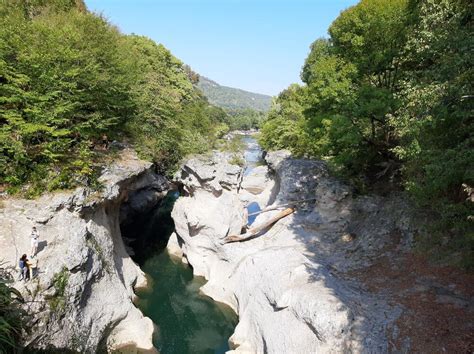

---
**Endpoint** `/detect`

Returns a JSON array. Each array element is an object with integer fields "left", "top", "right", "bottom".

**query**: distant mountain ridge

[{"left": 197, "top": 76, "right": 272, "bottom": 112}]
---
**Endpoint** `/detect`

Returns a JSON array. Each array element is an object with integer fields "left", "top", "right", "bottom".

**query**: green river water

[
  {"left": 135, "top": 250, "right": 237, "bottom": 354},
  {"left": 124, "top": 135, "right": 263, "bottom": 353},
  {"left": 123, "top": 191, "right": 237, "bottom": 354}
]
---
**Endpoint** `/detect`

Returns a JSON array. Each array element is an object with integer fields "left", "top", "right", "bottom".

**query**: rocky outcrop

[
  {"left": 239, "top": 165, "right": 275, "bottom": 207},
  {"left": 171, "top": 152, "right": 246, "bottom": 275},
  {"left": 171, "top": 147, "right": 414, "bottom": 353},
  {"left": 0, "top": 149, "right": 165, "bottom": 352}
]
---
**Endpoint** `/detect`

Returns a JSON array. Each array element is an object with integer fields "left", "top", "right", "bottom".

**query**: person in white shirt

[{"left": 30, "top": 226, "right": 39, "bottom": 258}]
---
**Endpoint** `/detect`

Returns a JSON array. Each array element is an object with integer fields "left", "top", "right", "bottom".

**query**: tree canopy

[
  {"left": 0, "top": 0, "right": 229, "bottom": 195},
  {"left": 259, "top": 0, "right": 473, "bottom": 267}
]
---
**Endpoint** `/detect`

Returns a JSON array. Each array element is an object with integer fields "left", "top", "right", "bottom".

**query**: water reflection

[{"left": 247, "top": 202, "right": 261, "bottom": 225}]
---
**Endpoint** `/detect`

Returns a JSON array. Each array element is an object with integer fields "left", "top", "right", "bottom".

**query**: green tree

[
  {"left": 259, "top": 0, "right": 473, "bottom": 266},
  {"left": 0, "top": 2, "right": 134, "bottom": 194},
  {"left": 392, "top": 0, "right": 473, "bottom": 266},
  {"left": 259, "top": 84, "right": 313, "bottom": 156}
]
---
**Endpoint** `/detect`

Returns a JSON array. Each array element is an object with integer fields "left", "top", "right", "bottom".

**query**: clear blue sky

[{"left": 85, "top": 0, "right": 358, "bottom": 96}]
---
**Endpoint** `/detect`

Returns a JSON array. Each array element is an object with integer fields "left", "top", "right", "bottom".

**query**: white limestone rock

[
  {"left": 239, "top": 165, "right": 276, "bottom": 208},
  {"left": 171, "top": 149, "right": 413, "bottom": 353},
  {"left": 166, "top": 232, "right": 184, "bottom": 259},
  {"left": 0, "top": 149, "right": 158, "bottom": 352}
]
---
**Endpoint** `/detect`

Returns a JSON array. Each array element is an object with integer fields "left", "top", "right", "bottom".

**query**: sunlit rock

[
  {"left": 171, "top": 142, "right": 414, "bottom": 353},
  {"left": 0, "top": 149, "right": 157, "bottom": 352}
]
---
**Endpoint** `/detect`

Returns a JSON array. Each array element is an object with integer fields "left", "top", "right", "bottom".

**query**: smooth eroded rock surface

[
  {"left": 171, "top": 149, "right": 414, "bottom": 353},
  {"left": 0, "top": 149, "right": 159, "bottom": 352}
]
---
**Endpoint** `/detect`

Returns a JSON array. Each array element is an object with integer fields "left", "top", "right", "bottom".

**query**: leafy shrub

[{"left": 0, "top": 263, "right": 25, "bottom": 353}]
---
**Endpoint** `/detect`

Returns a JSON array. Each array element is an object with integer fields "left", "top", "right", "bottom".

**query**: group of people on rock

[{"left": 18, "top": 226, "right": 40, "bottom": 281}]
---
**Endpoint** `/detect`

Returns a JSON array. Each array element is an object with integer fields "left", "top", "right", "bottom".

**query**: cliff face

[
  {"left": 0, "top": 149, "right": 167, "bottom": 352},
  {"left": 170, "top": 150, "right": 415, "bottom": 353}
]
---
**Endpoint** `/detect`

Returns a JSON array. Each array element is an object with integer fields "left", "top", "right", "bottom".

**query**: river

[{"left": 124, "top": 134, "right": 262, "bottom": 354}]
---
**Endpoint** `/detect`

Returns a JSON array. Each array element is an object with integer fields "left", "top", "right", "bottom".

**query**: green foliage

[
  {"left": 0, "top": 1, "right": 133, "bottom": 195},
  {"left": 392, "top": 0, "right": 474, "bottom": 267},
  {"left": 0, "top": 1, "right": 228, "bottom": 194},
  {"left": 259, "top": 84, "right": 315, "bottom": 157},
  {"left": 260, "top": 0, "right": 473, "bottom": 267},
  {"left": 329, "top": 0, "right": 410, "bottom": 77},
  {"left": 197, "top": 76, "right": 272, "bottom": 112},
  {"left": 226, "top": 109, "right": 266, "bottom": 130},
  {"left": 0, "top": 264, "right": 25, "bottom": 353},
  {"left": 48, "top": 267, "right": 69, "bottom": 313}
]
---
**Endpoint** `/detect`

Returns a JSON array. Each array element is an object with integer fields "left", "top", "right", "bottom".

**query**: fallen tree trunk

[
  {"left": 247, "top": 205, "right": 286, "bottom": 217},
  {"left": 224, "top": 207, "right": 294, "bottom": 243},
  {"left": 247, "top": 198, "right": 317, "bottom": 217}
]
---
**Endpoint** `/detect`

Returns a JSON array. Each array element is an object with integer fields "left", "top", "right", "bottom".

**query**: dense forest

[
  {"left": 0, "top": 0, "right": 230, "bottom": 197},
  {"left": 260, "top": 0, "right": 473, "bottom": 267}
]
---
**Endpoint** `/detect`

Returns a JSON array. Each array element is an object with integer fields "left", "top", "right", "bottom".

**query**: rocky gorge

[
  {"left": 1, "top": 135, "right": 472, "bottom": 353},
  {"left": 169, "top": 136, "right": 416, "bottom": 353}
]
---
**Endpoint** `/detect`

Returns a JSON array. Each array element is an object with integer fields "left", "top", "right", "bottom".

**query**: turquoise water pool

[
  {"left": 123, "top": 191, "right": 237, "bottom": 354},
  {"left": 135, "top": 251, "right": 237, "bottom": 354}
]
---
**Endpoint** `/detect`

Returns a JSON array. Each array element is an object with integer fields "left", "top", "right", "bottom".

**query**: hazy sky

[{"left": 85, "top": 0, "right": 358, "bottom": 96}]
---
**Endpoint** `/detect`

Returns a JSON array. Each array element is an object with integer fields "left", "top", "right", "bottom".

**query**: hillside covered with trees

[
  {"left": 259, "top": 0, "right": 473, "bottom": 267},
  {"left": 197, "top": 76, "right": 271, "bottom": 130},
  {"left": 0, "top": 0, "right": 229, "bottom": 197},
  {"left": 197, "top": 76, "right": 272, "bottom": 112}
]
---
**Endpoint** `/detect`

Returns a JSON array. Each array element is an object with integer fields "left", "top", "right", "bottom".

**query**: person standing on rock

[
  {"left": 18, "top": 254, "right": 28, "bottom": 281},
  {"left": 30, "top": 226, "right": 39, "bottom": 258},
  {"left": 102, "top": 133, "right": 109, "bottom": 150}
]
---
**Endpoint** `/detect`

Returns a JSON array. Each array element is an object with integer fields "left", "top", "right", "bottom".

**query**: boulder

[
  {"left": 240, "top": 165, "right": 270, "bottom": 195},
  {"left": 166, "top": 232, "right": 184, "bottom": 259},
  {"left": 175, "top": 151, "right": 242, "bottom": 196}
]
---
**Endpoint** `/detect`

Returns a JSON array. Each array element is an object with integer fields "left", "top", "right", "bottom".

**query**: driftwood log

[
  {"left": 247, "top": 198, "right": 317, "bottom": 217},
  {"left": 224, "top": 207, "right": 294, "bottom": 244}
]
